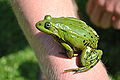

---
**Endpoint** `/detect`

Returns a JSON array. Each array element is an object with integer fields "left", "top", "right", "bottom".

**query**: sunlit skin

[{"left": 36, "top": 15, "right": 103, "bottom": 72}]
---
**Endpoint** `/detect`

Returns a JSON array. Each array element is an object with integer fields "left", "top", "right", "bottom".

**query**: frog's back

[{"left": 51, "top": 17, "right": 99, "bottom": 48}]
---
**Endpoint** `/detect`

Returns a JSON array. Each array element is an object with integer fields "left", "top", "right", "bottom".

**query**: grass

[
  {"left": 0, "top": 0, "right": 120, "bottom": 80},
  {"left": 0, "top": 47, "right": 39, "bottom": 80}
]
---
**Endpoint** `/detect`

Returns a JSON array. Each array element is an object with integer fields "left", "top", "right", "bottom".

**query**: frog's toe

[
  {"left": 65, "top": 68, "right": 78, "bottom": 72},
  {"left": 65, "top": 66, "right": 91, "bottom": 73},
  {"left": 67, "top": 51, "right": 74, "bottom": 58},
  {"left": 65, "top": 68, "right": 85, "bottom": 72},
  {"left": 73, "top": 54, "right": 78, "bottom": 57}
]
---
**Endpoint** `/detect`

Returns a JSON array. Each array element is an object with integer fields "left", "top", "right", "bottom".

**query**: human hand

[{"left": 86, "top": 0, "right": 120, "bottom": 29}]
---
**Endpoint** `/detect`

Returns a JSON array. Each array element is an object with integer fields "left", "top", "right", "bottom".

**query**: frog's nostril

[{"left": 38, "top": 23, "right": 41, "bottom": 26}]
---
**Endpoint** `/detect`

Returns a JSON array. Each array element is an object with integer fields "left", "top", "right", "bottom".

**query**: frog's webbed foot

[{"left": 65, "top": 46, "right": 103, "bottom": 72}]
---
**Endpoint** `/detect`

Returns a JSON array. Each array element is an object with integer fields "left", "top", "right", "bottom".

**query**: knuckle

[
  {"left": 105, "top": 0, "right": 114, "bottom": 13},
  {"left": 96, "top": 0, "right": 105, "bottom": 7},
  {"left": 115, "top": 2, "right": 120, "bottom": 16}
]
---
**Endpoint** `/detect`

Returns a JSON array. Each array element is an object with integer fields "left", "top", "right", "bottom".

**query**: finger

[
  {"left": 86, "top": 0, "right": 95, "bottom": 15},
  {"left": 90, "top": 0, "right": 105, "bottom": 26},
  {"left": 112, "top": 0, "right": 120, "bottom": 29},
  {"left": 99, "top": 11, "right": 112, "bottom": 28},
  {"left": 99, "top": 0, "right": 117, "bottom": 28},
  {"left": 105, "top": 0, "right": 116, "bottom": 13},
  {"left": 114, "top": 0, "right": 120, "bottom": 17},
  {"left": 112, "top": 16, "right": 120, "bottom": 29}
]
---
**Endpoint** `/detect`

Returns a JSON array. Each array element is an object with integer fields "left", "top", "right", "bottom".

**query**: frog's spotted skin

[{"left": 36, "top": 15, "right": 103, "bottom": 72}]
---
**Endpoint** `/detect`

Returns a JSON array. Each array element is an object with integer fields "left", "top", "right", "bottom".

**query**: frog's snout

[
  {"left": 35, "top": 22, "right": 41, "bottom": 30},
  {"left": 36, "top": 22, "right": 42, "bottom": 26}
]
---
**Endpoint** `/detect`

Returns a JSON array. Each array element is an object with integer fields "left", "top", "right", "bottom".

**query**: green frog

[{"left": 36, "top": 15, "right": 103, "bottom": 72}]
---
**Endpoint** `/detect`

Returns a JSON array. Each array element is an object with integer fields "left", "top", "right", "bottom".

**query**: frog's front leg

[
  {"left": 53, "top": 35, "right": 77, "bottom": 58},
  {"left": 61, "top": 42, "right": 76, "bottom": 58},
  {"left": 65, "top": 46, "right": 103, "bottom": 72}
]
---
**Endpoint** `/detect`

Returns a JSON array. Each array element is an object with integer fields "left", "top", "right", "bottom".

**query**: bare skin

[
  {"left": 9, "top": 0, "right": 110, "bottom": 80},
  {"left": 87, "top": 0, "right": 120, "bottom": 29}
]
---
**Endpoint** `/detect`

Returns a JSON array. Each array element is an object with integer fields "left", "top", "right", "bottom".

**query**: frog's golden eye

[{"left": 45, "top": 22, "right": 51, "bottom": 29}]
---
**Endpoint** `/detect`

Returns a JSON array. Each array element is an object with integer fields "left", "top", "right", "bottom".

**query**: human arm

[{"left": 9, "top": 0, "right": 110, "bottom": 80}]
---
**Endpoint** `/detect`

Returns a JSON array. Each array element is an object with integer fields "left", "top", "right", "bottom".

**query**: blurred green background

[
  {"left": 0, "top": 0, "right": 40, "bottom": 80},
  {"left": 0, "top": 0, "right": 120, "bottom": 80}
]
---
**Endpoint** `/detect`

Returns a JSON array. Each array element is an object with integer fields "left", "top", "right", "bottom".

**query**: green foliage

[
  {"left": 0, "top": 47, "right": 39, "bottom": 80},
  {"left": 0, "top": 0, "right": 28, "bottom": 57}
]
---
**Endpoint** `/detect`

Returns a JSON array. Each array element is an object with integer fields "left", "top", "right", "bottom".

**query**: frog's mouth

[{"left": 36, "top": 24, "right": 40, "bottom": 31}]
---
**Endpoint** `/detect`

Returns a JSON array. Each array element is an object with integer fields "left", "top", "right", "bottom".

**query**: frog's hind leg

[
  {"left": 65, "top": 58, "right": 100, "bottom": 73},
  {"left": 65, "top": 62, "right": 97, "bottom": 73},
  {"left": 65, "top": 46, "right": 103, "bottom": 72},
  {"left": 81, "top": 46, "right": 103, "bottom": 67}
]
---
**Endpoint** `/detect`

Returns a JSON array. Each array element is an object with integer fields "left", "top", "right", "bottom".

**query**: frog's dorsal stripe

[
  {"left": 52, "top": 17, "right": 99, "bottom": 48},
  {"left": 55, "top": 24, "right": 97, "bottom": 48},
  {"left": 60, "top": 17, "right": 95, "bottom": 33},
  {"left": 63, "top": 17, "right": 99, "bottom": 38},
  {"left": 54, "top": 20, "right": 99, "bottom": 42},
  {"left": 53, "top": 17, "right": 99, "bottom": 41}
]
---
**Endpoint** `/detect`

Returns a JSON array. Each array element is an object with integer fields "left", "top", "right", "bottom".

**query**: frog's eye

[{"left": 44, "top": 22, "right": 51, "bottom": 29}]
